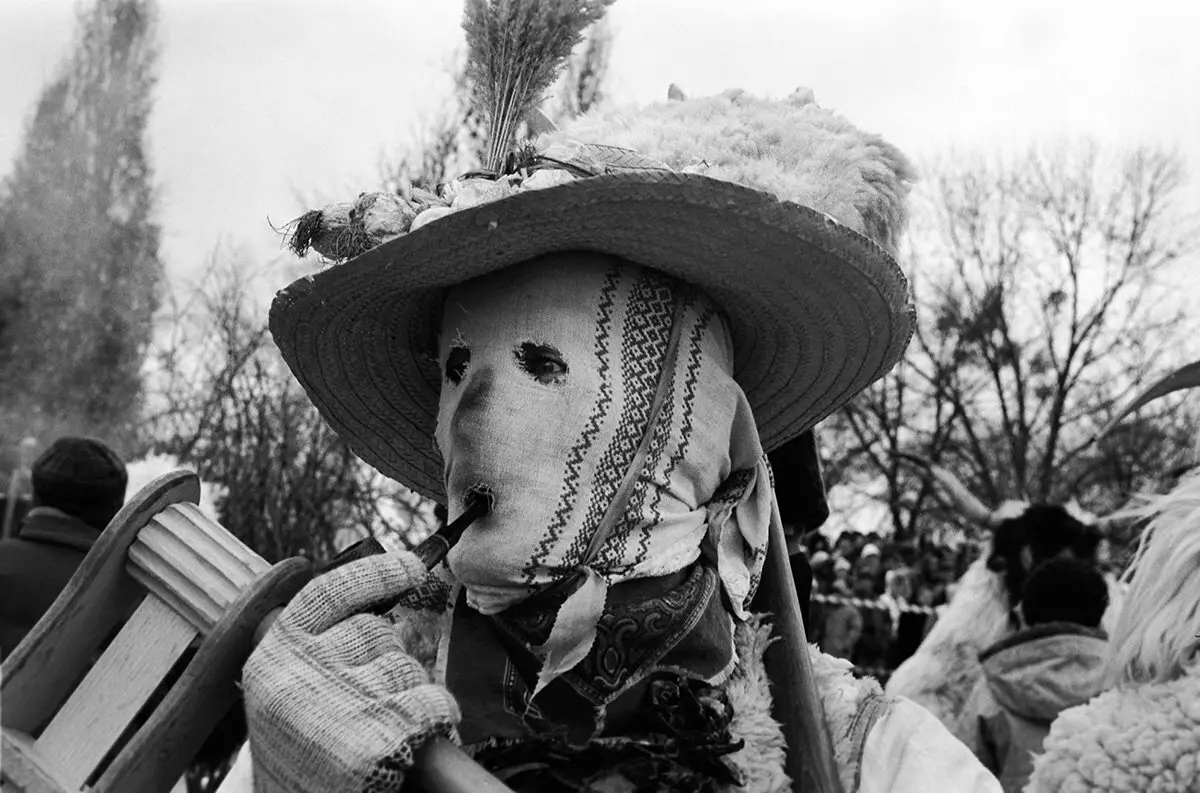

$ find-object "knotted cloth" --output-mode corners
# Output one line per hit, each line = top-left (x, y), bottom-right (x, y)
(434, 254), (776, 691)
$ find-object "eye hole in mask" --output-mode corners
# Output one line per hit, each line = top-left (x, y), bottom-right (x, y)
(445, 345), (470, 385)
(515, 342), (568, 386)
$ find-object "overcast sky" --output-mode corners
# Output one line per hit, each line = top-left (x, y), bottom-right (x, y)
(2, 0), (1198, 302)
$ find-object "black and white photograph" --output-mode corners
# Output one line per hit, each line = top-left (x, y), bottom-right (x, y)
(1, 1), (1198, 791)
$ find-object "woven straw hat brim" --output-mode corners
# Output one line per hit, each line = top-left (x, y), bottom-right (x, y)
(270, 171), (915, 503)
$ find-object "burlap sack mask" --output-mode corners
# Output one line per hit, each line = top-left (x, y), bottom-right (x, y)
(435, 253), (777, 689)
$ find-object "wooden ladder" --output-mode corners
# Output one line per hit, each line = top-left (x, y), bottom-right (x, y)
(1, 471), (311, 792)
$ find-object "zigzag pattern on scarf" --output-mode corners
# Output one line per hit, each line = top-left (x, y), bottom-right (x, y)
(525, 266), (621, 586)
(559, 272), (676, 577)
(632, 305), (713, 569)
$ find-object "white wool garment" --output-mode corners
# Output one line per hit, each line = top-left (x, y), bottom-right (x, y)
(435, 254), (772, 687)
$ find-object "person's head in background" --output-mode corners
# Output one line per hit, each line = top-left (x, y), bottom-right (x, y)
(1018, 556), (1109, 630)
(810, 552), (834, 590)
(833, 556), (852, 584)
(851, 572), (877, 599)
(857, 542), (882, 579)
(885, 567), (913, 601)
(937, 547), (960, 584)
(30, 437), (127, 531)
(834, 532), (856, 558)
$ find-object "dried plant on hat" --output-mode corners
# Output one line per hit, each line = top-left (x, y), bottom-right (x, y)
(284, 0), (616, 262)
(463, 0), (616, 172)
(285, 87), (916, 267)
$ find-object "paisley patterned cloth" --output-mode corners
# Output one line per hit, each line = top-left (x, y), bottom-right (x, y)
(447, 562), (736, 747)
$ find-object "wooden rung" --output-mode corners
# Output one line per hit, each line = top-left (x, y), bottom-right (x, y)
(33, 596), (197, 790)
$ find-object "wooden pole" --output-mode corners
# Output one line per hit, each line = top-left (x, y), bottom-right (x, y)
(761, 518), (845, 793)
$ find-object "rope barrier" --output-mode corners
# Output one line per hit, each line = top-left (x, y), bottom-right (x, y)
(810, 591), (944, 617)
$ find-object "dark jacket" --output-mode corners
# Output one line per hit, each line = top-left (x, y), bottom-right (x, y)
(0, 507), (100, 658)
(965, 622), (1108, 793)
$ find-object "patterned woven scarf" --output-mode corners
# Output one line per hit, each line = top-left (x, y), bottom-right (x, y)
(424, 253), (775, 691)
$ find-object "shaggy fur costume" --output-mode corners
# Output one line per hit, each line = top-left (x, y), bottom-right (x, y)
(1024, 664), (1200, 792)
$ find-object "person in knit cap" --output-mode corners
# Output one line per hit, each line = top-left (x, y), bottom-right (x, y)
(0, 436), (127, 657)
(963, 557), (1109, 793)
(232, 5), (1001, 792)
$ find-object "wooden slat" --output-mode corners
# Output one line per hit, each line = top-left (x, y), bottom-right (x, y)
(760, 518), (845, 793)
(2, 730), (71, 793)
(0, 472), (200, 733)
(93, 559), (313, 793)
(34, 596), (196, 790)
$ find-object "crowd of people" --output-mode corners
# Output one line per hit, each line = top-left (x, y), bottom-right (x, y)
(799, 529), (982, 678)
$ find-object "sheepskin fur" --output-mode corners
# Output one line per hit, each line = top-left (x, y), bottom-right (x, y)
(886, 556), (1011, 742)
(724, 615), (790, 793)
(549, 88), (916, 254)
(1025, 664), (1200, 792)
(804, 636), (886, 793)
(722, 616), (883, 793)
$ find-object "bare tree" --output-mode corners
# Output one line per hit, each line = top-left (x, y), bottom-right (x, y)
(544, 18), (613, 122)
(143, 248), (438, 563)
(829, 142), (1199, 541)
(0, 0), (162, 456)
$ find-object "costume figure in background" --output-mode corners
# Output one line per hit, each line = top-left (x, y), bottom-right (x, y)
(1024, 361), (1200, 793)
(964, 558), (1109, 793)
(885, 459), (1123, 745)
(768, 431), (829, 634)
(234, 5), (1000, 791)
(0, 437), (127, 657)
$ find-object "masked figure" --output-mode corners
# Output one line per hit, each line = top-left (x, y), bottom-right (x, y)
(233, 17), (1001, 790)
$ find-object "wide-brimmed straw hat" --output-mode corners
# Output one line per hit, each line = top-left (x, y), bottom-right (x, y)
(271, 88), (916, 503)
